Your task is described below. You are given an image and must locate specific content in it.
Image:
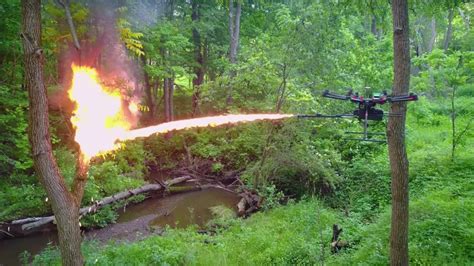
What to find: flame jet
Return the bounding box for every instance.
[121,114,294,141]
[68,65,294,161]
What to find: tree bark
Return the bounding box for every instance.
[451,86,456,161]
[443,9,454,52]
[142,56,156,119]
[57,0,81,51]
[228,0,241,65]
[21,0,84,265]
[458,7,470,30]
[192,0,204,116]
[388,0,410,265]
[427,17,436,53]
[164,77,174,122]
[227,0,241,105]
[275,63,288,112]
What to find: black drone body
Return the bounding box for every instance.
[298,89,418,142]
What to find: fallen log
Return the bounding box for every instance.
[166,184,237,194]
[237,189,262,217]
[15,176,191,232]
[10,217,42,225]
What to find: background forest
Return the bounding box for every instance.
[0,0,473,264]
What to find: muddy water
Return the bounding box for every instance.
[119,187,240,228]
[0,232,58,265]
[0,188,240,266]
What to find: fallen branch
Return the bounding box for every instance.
[10,217,42,225]
[18,176,191,231]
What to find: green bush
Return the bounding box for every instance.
[88,161,145,195]
[80,205,118,228]
[0,184,49,221]
[0,85,32,181]
[329,187,474,265]
[54,147,77,187]
[242,122,343,198]
[109,139,150,179]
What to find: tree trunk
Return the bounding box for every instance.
[443,9,454,52]
[142,56,155,119]
[192,0,204,116]
[451,86,456,161]
[57,0,81,51]
[228,0,241,65]
[21,0,84,265]
[227,0,241,105]
[427,17,436,53]
[275,63,287,113]
[458,7,470,30]
[164,77,174,122]
[388,0,410,265]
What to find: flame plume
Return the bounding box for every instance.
[68,65,293,161]
[68,65,132,161]
[121,114,294,141]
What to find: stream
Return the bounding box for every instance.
[0,187,240,266]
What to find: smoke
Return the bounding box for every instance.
[125,0,167,29]
[55,1,155,128]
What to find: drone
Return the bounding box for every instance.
[297,89,418,143]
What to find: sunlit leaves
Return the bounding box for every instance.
[117,7,145,57]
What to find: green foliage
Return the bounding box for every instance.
[0,85,32,180]
[117,7,144,56]
[206,205,237,229]
[53,147,77,186]
[109,140,150,179]
[331,153,391,221]
[243,122,344,197]
[80,205,118,229]
[143,21,193,79]
[88,161,144,196]
[0,185,49,221]
[329,183,474,265]
[257,184,285,211]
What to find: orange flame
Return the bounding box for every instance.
[68,65,294,162]
[121,114,294,141]
[69,65,132,161]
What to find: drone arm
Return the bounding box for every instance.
[322,90,351,101]
[388,93,418,102]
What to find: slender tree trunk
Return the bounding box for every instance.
[164,78,174,122]
[427,17,436,53]
[388,0,410,265]
[275,63,287,113]
[458,7,470,30]
[227,0,241,105]
[443,9,454,52]
[57,0,81,51]
[228,0,241,64]
[164,78,170,121]
[170,78,174,121]
[21,1,84,265]
[192,0,204,116]
[371,15,381,39]
[451,86,456,161]
[142,56,155,119]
